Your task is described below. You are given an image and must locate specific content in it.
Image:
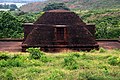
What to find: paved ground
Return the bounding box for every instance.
[0,41,120,52]
[0,42,22,52]
[98,41,120,49]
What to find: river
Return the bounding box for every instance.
[0,2,27,8]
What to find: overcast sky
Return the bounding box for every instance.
[0,0,46,2]
[25,0,46,1]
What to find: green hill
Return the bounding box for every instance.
[20,0,120,12]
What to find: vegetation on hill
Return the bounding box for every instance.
[0,11,43,38]
[0,4,18,10]
[20,0,120,12]
[43,3,70,11]
[0,48,120,80]
[75,9,120,39]
[15,11,43,23]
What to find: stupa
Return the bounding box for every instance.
[22,10,99,52]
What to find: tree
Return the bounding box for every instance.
[0,4,3,9]
[43,3,70,11]
[9,4,18,11]
[10,4,18,9]
[3,4,9,9]
[0,11,23,38]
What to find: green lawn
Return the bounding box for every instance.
[0,48,120,80]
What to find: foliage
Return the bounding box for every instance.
[0,50,120,80]
[99,47,106,53]
[40,55,52,63]
[19,0,120,12]
[16,12,43,23]
[9,4,18,10]
[108,56,120,66]
[63,54,79,70]
[0,55,24,67]
[0,4,18,9]
[26,47,44,59]
[94,16,120,39]
[112,49,120,54]
[90,49,97,53]
[78,9,120,39]
[11,11,43,23]
[0,53,10,60]
[0,11,23,38]
[46,69,65,80]
[0,11,43,38]
[0,59,23,67]
[43,3,70,11]
[5,70,14,80]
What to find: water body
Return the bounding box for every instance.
[0,2,27,8]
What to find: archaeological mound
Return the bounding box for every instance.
[22,10,99,52]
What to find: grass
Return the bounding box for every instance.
[0,48,120,80]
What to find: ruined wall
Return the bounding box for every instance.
[85,24,96,36]
[23,23,34,41]
[22,10,99,52]
[23,25,54,46]
[67,25,96,45]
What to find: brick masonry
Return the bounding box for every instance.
[22,10,99,52]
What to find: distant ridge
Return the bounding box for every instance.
[20,0,120,12]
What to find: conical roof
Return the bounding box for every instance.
[34,10,86,25]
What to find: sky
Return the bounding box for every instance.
[0,0,47,7]
[18,0,46,1]
[0,0,46,2]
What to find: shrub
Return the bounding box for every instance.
[26,47,44,59]
[0,53,10,60]
[7,58,24,67]
[46,69,65,80]
[0,60,8,67]
[0,54,25,67]
[90,49,97,53]
[0,58,24,67]
[99,47,106,53]
[108,56,120,66]
[81,53,95,60]
[5,70,14,80]
[112,49,120,54]
[27,59,44,67]
[40,55,52,63]
[28,67,42,73]
[11,54,21,59]
[63,55,79,70]
[79,71,112,80]
[70,53,80,58]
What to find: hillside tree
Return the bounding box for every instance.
[43,3,70,11]
[0,11,23,38]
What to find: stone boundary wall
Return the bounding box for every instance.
[0,38,119,42]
